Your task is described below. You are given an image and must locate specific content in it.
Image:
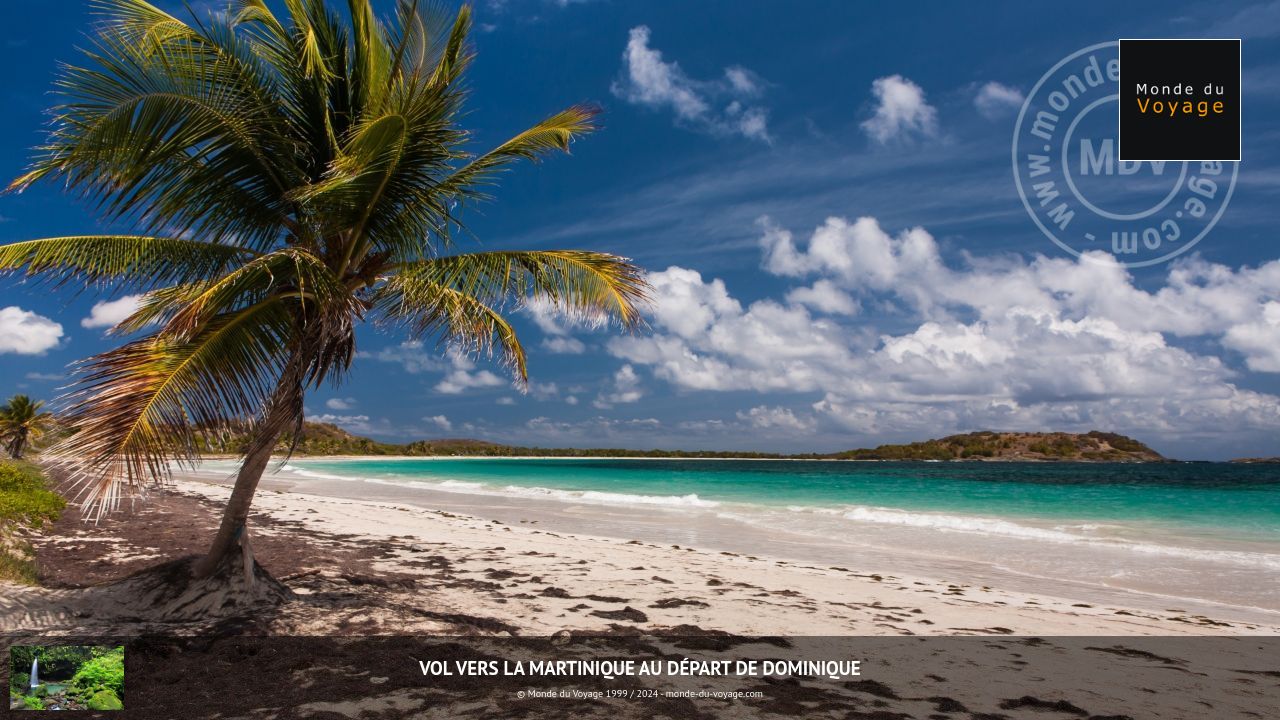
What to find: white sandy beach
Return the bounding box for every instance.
[165,469,1280,636]
[3,464,1277,638]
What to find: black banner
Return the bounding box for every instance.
[4,634,1278,718]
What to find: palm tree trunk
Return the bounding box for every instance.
[191,349,307,579]
[11,431,26,459]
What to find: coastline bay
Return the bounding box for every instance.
[191,457,1280,624]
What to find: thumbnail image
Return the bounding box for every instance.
[8,646,123,711]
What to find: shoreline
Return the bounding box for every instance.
[199,453,1189,463]
[189,458,1280,622]
[6,466,1275,637]
[185,473,1280,633]
[230,458,1280,617]
[168,469,1280,634]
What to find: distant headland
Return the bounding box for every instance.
[198,425,1168,462]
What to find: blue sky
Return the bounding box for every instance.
[3,0,1280,459]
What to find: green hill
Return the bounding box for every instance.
[833,431,1163,462]
[198,422,401,456]
[197,424,1163,462]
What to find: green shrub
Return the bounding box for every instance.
[86,688,122,711]
[23,695,44,710]
[0,462,65,528]
[0,542,39,584]
[70,647,124,698]
[0,462,66,583]
[11,671,29,691]
[31,684,48,698]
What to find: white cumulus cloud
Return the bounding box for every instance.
[974,81,1024,119]
[861,75,938,143]
[608,216,1280,451]
[435,350,506,394]
[81,295,143,329]
[525,297,597,354]
[365,342,508,394]
[425,414,453,432]
[1222,301,1280,371]
[785,279,859,315]
[737,405,816,431]
[594,364,645,408]
[307,413,372,432]
[542,336,586,354]
[0,307,64,355]
[612,25,771,142]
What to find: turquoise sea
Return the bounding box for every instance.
[219,457,1280,613]
[286,458,1280,543]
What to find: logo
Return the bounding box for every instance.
[1013,42,1238,268]
[1119,39,1240,161]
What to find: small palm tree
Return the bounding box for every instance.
[0,395,55,459]
[0,0,647,583]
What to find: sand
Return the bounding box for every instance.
[4,471,1274,637]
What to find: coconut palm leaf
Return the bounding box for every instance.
[384,250,648,325]
[375,250,646,383]
[439,105,600,199]
[380,282,529,380]
[0,236,254,292]
[56,300,300,518]
[10,3,301,248]
[152,247,355,340]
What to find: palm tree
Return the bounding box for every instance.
[0,395,55,459]
[0,0,648,583]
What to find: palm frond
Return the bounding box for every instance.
[389,250,648,324]
[377,281,527,381]
[51,299,299,518]
[425,3,473,89]
[11,1,301,248]
[374,250,648,382]
[0,235,256,292]
[153,247,353,340]
[94,0,193,50]
[346,0,393,114]
[439,104,600,199]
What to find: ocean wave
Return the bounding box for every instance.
[783,504,1280,570]
[275,463,718,508]
[496,484,718,508]
[260,462,1277,569]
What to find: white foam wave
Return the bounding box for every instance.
[497,484,718,508]
[275,463,718,508]
[257,462,1277,569]
[785,505,1280,570]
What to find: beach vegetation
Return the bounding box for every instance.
[0,396,54,459]
[0,0,648,601]
[198,422,1168,463]
[0,461,64,583]
[0,462,65,529]
[835,431,1162,462]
